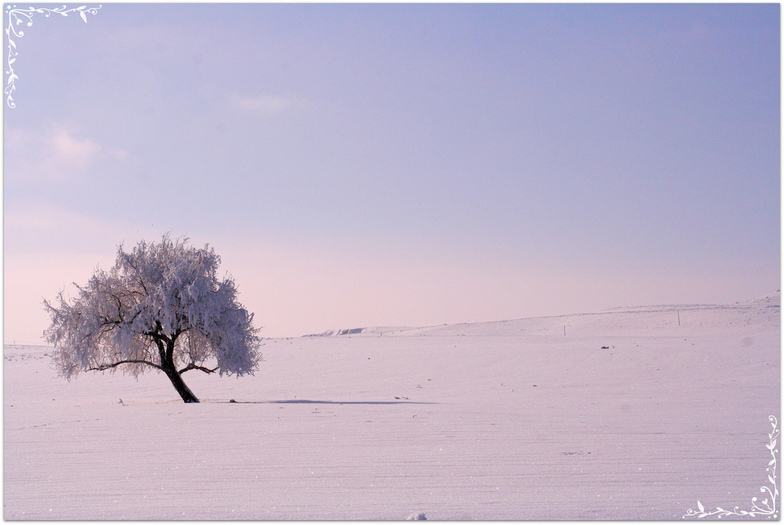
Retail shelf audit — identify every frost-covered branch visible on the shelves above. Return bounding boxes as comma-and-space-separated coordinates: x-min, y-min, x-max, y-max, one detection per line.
178, 363, 219, 375
89, 359, 163, 373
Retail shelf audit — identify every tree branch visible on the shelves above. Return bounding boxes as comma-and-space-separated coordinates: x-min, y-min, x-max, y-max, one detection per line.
179, 362, 219, 375
88, 359, 162, 372
109, 291, 123, 321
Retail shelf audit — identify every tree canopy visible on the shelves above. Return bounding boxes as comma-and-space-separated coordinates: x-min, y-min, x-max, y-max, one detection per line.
43, 235, 261, 402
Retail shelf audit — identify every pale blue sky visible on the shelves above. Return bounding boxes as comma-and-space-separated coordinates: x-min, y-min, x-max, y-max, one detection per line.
4, 3, 780, 341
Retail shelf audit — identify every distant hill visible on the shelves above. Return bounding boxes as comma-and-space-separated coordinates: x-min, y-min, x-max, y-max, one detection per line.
302, 292, 780, 338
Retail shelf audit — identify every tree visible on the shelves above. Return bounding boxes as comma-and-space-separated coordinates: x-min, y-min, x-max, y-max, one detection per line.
43, 235, 261, 403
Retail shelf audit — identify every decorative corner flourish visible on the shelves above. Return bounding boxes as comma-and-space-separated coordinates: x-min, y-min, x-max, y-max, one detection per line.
683, 415, 779, 519
5, 4, 101, 108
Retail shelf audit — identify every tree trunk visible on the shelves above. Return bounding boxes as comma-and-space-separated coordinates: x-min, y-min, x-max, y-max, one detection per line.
163, 366, 200, 403
156, 334, 200, 403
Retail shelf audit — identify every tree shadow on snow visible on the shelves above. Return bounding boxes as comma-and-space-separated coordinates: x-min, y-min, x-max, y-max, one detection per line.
227, 399, 438, 405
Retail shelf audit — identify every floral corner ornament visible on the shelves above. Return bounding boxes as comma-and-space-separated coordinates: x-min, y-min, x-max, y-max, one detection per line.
684, 415, 779, 519
5, 4, 101, 108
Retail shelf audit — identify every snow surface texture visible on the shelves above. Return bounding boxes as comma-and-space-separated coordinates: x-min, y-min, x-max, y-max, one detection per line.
4, 294, 780, 519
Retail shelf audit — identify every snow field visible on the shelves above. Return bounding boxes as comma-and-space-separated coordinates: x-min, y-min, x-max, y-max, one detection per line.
4, 295, 780, 519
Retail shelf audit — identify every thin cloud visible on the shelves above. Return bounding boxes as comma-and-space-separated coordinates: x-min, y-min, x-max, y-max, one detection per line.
47, 128, 100, 170
230, 94, 303, 115
5, 125, 129, 185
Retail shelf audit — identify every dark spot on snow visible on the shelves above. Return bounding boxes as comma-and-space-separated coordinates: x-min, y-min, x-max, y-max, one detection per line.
229, 399, 236, 403
338, 328, 364, 336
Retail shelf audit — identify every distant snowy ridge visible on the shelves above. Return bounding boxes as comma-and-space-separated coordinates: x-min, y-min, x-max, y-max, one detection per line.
301, 292, 780, 338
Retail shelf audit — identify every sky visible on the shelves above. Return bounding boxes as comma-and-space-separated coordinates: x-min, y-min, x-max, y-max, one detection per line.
3, 3, 780, 341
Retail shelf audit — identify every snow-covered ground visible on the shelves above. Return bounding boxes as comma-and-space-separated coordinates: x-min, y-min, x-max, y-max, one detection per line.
4, 293, 780, 519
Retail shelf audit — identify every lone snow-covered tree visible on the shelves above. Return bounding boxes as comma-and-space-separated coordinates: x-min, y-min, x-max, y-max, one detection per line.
43, 235, 261, 403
